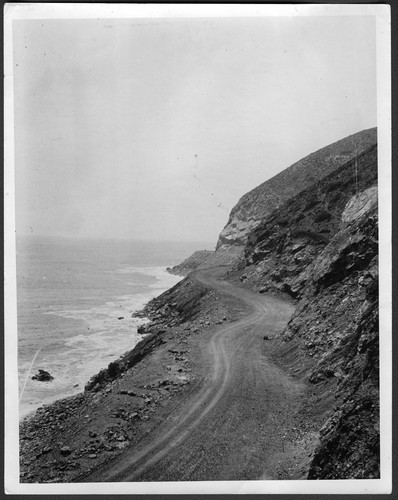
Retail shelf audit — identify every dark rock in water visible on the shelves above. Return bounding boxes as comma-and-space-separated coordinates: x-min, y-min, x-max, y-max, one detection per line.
118, 317, 124, 320
137, 324, 149, 334
32, 369, 54, 382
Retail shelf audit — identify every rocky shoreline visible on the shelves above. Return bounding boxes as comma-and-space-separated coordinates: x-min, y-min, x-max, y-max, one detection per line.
19, 193, 380, 481
19, 274, 250, 482
20, 270, 328, 483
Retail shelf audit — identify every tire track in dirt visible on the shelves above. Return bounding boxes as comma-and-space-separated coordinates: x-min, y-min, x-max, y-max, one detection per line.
83, 269, 297, 482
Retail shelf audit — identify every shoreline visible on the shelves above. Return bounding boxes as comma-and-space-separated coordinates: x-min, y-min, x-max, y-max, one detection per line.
19, 267, 325, 483
19, 266, 183, 421
19, 213, 380, 483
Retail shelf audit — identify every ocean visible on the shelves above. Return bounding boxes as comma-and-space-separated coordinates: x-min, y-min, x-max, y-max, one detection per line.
16, 236, 209, 419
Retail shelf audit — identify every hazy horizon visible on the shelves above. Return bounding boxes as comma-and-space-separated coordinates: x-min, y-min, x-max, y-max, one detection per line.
16, 232, 216, 247
13, 13, 377, 242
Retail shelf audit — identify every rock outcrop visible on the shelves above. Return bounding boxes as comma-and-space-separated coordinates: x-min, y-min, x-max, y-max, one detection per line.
216, 128, 377, 250
287, 195, 379, 479
234, 144, 377, 300
32, 369, 54, 382
228, 140, 379, 478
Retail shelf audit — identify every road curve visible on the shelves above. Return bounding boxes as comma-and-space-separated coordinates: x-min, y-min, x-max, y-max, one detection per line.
82, 268, 300, 482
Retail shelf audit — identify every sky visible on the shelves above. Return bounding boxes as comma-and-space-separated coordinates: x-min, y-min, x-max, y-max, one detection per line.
12, 13, 377, 244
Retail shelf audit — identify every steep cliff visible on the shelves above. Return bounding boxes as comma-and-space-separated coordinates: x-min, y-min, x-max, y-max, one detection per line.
229, 142, 379, 478
216, 127, 377, 250
289, 192, 379, 479
234, 144, 377, 299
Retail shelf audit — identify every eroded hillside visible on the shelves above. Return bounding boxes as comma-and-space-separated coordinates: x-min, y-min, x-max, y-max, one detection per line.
234, 144, 377, 299
225, 143, 379, 478
216, 128, 377, 250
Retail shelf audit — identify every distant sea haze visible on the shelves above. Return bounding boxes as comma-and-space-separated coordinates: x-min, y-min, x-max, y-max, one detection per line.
16, 236, 207, 419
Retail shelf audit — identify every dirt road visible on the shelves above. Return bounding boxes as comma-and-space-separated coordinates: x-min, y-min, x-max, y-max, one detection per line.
83, 268, 304, 482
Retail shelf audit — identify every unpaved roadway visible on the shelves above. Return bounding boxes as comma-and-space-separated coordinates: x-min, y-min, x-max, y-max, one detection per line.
83, 268, 304, 482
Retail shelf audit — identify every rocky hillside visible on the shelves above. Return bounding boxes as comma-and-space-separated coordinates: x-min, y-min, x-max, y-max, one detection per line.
299, 195, 379, 479
216, 128, 377, 250
233, 144, 377, 299
224, 138, 379, 478
167, 129, 380, 479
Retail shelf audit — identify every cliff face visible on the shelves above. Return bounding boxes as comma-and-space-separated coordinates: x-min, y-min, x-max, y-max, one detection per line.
284, 191, 379, 479
226, 137, 379, 478
216, 128, 377, 250
299, 199, 379, 479
235, 144, 377, 299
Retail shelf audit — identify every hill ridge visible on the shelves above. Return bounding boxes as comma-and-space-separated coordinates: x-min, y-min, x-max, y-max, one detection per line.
216, 127, 377, 249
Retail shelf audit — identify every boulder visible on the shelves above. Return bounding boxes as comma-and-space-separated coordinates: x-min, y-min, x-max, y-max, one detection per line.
32, 369, 54, 382
137, 324, 149, 334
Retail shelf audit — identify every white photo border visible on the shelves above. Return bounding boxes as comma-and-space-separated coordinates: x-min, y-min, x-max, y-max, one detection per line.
4, 3, 392, 495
